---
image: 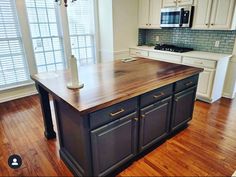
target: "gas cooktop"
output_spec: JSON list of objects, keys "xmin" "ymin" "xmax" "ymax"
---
[{"xmin": 154, "ymin": 44, "xmax": 194, "ymax": 53}]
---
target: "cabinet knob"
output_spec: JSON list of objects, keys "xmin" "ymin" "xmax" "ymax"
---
[
  {"xmin": 211, "ymin": 23, "xmax": 214, "ymax": 26},
  {"xmin": 146, "ymin": 24, "xmax": 148, "ymax": 26},
  {"xmin": 141, "ymin": 114, "xmax": 145, "ymax": 119},
  {"xmin": 205, "ymin": 24, "xmax": 208, "ymax": 26},
  {"xmin": 134, "ymin": 118, "xmax": 139, "ymax": 121}
]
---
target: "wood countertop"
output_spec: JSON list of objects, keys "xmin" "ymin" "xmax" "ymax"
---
[{"xmin": 31, "ymin": 58, "xmax": 203, "ymax": 114}]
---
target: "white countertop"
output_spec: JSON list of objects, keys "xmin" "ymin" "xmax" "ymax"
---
[{"xmin": 130, "ymin": 46, "xmax": 232, "ymax": 61}]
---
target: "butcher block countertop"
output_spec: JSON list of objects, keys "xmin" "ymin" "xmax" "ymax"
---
[{"xmin": 31, "ymin": 58, "xmax": 203, "ymax": 114}]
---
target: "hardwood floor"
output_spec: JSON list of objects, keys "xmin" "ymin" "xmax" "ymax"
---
[{"xmin": 0, "ymin": 95, "xmax": 236, "ymax": 176}]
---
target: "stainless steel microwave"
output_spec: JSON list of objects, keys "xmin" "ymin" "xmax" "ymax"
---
[{"xmin": 160, "ymin": 6, "xmax": 194, "ymax": 28}]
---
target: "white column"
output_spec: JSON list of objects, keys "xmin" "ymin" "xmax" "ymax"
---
[{"xmin": 15, "ymin": 0, "xmax": 37, "ymax": 75}]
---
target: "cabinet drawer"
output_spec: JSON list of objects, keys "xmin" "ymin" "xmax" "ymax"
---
[
  {"xmin": 140, "ymin": 84, "xmax": 173, "ymax": 107},
  {"xmin": 182, "ymin": 57, "xmax": 216, "ymax": 69},
  {"xmin": 149, "ymin": 52, "xmax": 182, "ymax": 64},
  {"xmin": 130, "ymin": 49, "xmax": 148, "ymax": 57},
  {"xmin": 175, "ymin": 75, "xmax": 199, "ymax": 93},
  {"xmin": 90, "ymin": 98, "xmax": 138, "ymax": 129}
]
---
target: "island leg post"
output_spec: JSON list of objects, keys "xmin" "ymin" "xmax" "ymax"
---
[{"xmin": 36, "ymin": 83, "xmax": 56, "ymax": 139}]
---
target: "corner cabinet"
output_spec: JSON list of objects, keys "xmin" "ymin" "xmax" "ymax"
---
[
  {"xmin": 91, "ymin": 112, "xmax": 138, "ymax": 176},
  {"xmin": 193, "ymin": 0, "xmax": 236, "ymax": 30},
  {"xmin": 139, "ymin": 0, "xmax": 162, "ymax": 29},
  {"xmin": 162, "ymin": 0, "xmax": 193, "ymax": 7}
]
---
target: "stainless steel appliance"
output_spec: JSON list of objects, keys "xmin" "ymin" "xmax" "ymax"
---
[
  {"xmin": 154, "ymin": 44, "xmax": 193, "ymax": 53},
  {"xmin": 160, "ymin": 6, "xmax": 194, "ymax": 28}
]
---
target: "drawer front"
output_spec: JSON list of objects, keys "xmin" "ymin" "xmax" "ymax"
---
[
  {"xmin": 149, "ymin": 52, "xmax": 182, "ymax": 64},
  {"xmin": 182, "ymin": 57, "xmax": 216, "ymax": 69},
  {"xmin": 130, "ymin": 49, "xmax": 148, "ymax": 57},
  {"xmin": 140, "ymin": 84, "xmax": 173, "ymax": 107},
  {"xmin": 90, "ymin": 97, "xmax": 138, "ymax": 129},
  {"xmin": 175, "ymin": 75, "xmax": 199, "ymax": 93}
]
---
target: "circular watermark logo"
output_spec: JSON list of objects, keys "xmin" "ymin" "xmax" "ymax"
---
[{"xmin": 8, "ymin": 154, "xmax": 22, "ymax": 169}]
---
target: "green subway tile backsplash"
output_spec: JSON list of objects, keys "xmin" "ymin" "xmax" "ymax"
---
[{"xmin": 138, "ymin": 28, "xmax": 236, "ymax": 54}]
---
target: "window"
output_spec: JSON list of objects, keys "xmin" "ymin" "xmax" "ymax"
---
[
  {"xmin": 0, "ymin": 0, "xmax": 30, "ymax": 89},
  {"xmin": 25, "ymin": 0, "xmax": 65, "ymax": 73},
  {"xmin": 67, "ymin": 0, "xmax": 96, "ymax": 65}
]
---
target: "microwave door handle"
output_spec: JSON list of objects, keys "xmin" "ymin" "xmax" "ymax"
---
[{"xmin": 179, "ymin": 8, "xmax": 184, "ymax": 27}]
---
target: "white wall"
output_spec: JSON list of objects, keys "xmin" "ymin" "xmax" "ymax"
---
[
  {"xmin": 98, "ymin": 0, "xmax": 114, "ymax": 61},
  {"xmin": 98, "ymin": 0, "xmax": 138, "ymax": 61},
  {"xmin": 223, "ymin": 38, "xmax": 236, "ymax": 99},
  {"xmin": 113, "ymin": 0, "xmax": 139, "ymax": 59}
]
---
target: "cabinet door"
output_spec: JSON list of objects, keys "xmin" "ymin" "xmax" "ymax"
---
[
  {"xmin": 171, "ymin": 86, "xmax": 197, "ymax": 131},
  {"xmin": 192, "ymin": 0, "xmax": 213, "ymax": 29},
  {"xmin": 177, "ymin": 0, "xmax": 194, "ymax": 6},
  {"xmin": 197, "ymin": 68, "xmax": 215, "ymax": 99},
  {"xmin": 162, "ymin": 0, "xmax": 177, "ymax": 7},
  {"xmin": 91, "ymin": 112, "xmax": 138, "ymax": 176},
  {"xmin": 209, "ymin": 0, "xmax": 235, "ymax": 30},
  {"xmin": 149, "ymin": 0, "xmax": 162, "ymax": 28},
  {"xmin": 140, "ymin": 97, "xmax": 172, "ymax": 151},
  {"xmin": 139, "ymin": 0, "xmax": 150, "ymax": 28}
]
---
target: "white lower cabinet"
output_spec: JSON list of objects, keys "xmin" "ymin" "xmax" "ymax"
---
[
  {"xmin": 129, "ymin": 48, "xmax": 230, "ymax": 103},
  {"xmin": 197, "ymin": 68, "xmax": 215, "ymax": 100}
]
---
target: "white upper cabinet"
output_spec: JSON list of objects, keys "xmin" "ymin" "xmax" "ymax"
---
[
  {"xmin": 193, "ymin": 0, "xmax": 236, "ymax": 30},
  {"xmin": 139, "ymin": 0, "xmax": 150, "ymax": 28},
  {"xmin": 149, "ymin": 0, "xmax": 163, "ymax": 28},
  {"xmin": 138, "ymin": 0, "xmax": 162, "ymax": 29},
  {"xmin": 209, "ymin": 0, "xmax": 235, "ymax": 30},
  {"xmin": 193, "ymin": 0, "xmax": 212, "ymax": 29},
  {"xmin": 162, "ymin": 0, "xmax": 193, "ymax": 7}
]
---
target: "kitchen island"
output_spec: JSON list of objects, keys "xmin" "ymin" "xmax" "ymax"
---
[{"xmin": 31, "ymin": 58, "xmax": 203, "ymax": 176}]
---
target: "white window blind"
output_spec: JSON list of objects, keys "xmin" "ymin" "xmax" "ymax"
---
[
  {"xmin": 67, "ymin": 0, "xmax": 96, "ymax": 65},
  {"xmin": 0, "ymin": 0, "xmax": 30, "ymax": 89},
  {"xmin": 25, "ymin": 0, "xmax": 65, "ymax": 73}
]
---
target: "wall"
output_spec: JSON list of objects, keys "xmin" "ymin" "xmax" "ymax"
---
[
  {"xmin": 98, "ymin": 0, "xmax": 138, "ymax": 61},
  {"xmin": 139, "ymin": 28, "xmax": 236, "ymax": 54},
  {"xmin": 98, "ymin": 0, "xmax": 114, "ymax": 61},
  {"xmin": 223, "ymin": 38, "xmax": 236, "ymax": 98},
  {"xmin": 113, "ymin": 0, "xmax": 138, "ymax": 59}
]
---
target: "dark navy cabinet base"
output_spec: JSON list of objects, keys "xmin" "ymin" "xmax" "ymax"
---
[{"xmin": 50, "ymin": 74, "xmax": 199, "ymax": 177}]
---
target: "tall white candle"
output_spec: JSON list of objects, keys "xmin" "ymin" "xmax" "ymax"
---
[
  {"xmin": 67, "ymin": 55, "xmax": 84, "ymax": 89},
  {"xmin": 70, "ymin": 55, "xmax": 79, "ymax": 85}
]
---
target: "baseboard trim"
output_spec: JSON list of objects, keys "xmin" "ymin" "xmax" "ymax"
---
[
  {"xmin": 222, "ymin": 92, "xmax": 235, "ymax": 99},
  {"xmin": 0, "ymin": 86, "xmax": 38, "ymax": 103}
]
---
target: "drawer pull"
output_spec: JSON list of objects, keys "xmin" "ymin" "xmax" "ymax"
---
[
  {"xmin": 185, "ymin": 81, "xmax": 193, "ymax": 86},
  {"xmin": 134, "ymin": 118, "xmax": 139, "ymax": 121},
  {"xmin": 110, "ymin": 109, "xmax": 125, "ymax": 117},
  {"xmin": 153, "ymin": 92, "xmax": 165, "ymax": 99},
  {"xmin": 194, "ymin": 61, "xmax": 203, "ymax": 65}
]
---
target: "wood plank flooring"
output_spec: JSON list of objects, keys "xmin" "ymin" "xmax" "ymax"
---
[{"xmin": 0, "ymin": 95, "xmax": 236, "ymax": 176}]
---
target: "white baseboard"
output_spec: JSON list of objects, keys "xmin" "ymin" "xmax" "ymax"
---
[
  {"xmin": 0, "ymin": 84, "xmax": 38, "ymax": 103},
  {"xmin": 222, "ymin": 92, "xmax": 235, "ymax": 99}
]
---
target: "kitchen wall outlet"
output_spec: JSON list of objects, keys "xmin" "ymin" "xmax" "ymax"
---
[
  {"xmin": 215, "ymin": 41, "xmax": 220, "ymax": 47},
  {"xmin": 155, "ymin": 36, "xmax": 160, "ymax": 42}
]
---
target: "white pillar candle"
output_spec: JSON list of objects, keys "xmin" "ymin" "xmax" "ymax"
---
[
  {"xmin": 67, "ymin": 55, "xmax": 84, "ymax": 89},
  {"xmin": 70, "ymin": 55, "xmax": 79, "ymax": 85}
]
